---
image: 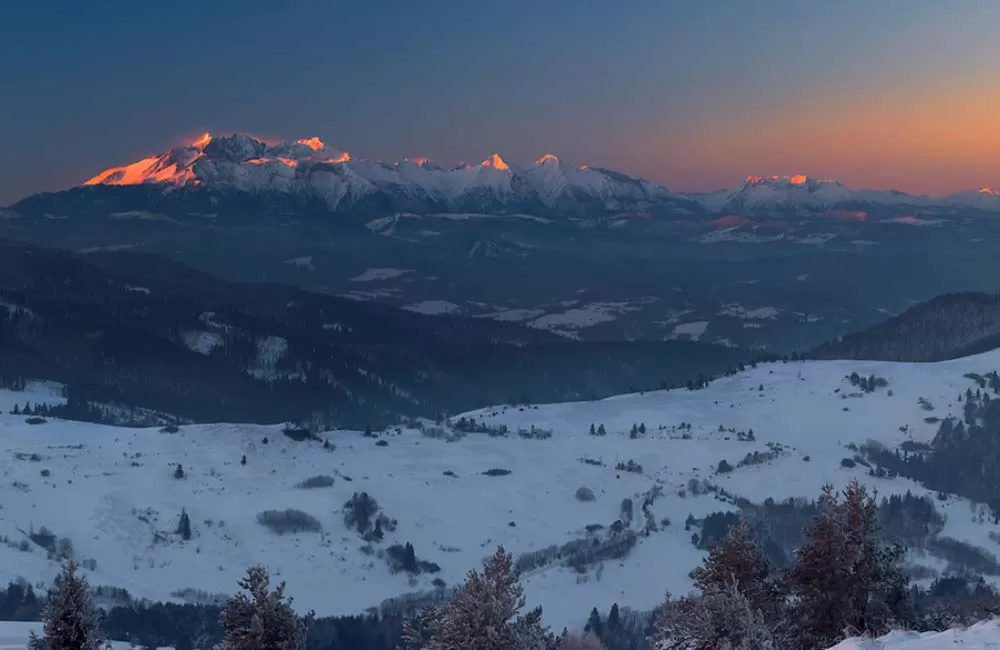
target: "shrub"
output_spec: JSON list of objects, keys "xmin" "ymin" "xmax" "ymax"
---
[
  {"xmin": 256, "ymin": 509, "xmax": 321, "ymax": 535},
  {"xmin": 840, "ymin": 457, "xmax": 857, "ymax": 469},
  {"xmin": 716, "ymin": 459, "xmax": 734, "ymax": 474},
  {"xmin": 576, "ymin": 487, "xmax": 596, "ymax": 502},
  {"xmin": 296, "ymin": 475, "xmax": 335, "ymax": 489},
  {"xmin": 482, "ymin": 468, "xmax": 512, "ymax": 477},
  {"xmin": 25, "ymin": 417, "xmax": 47, "ymax": 425},
  {"xmin": 160, "ymin": 424, "xmax": 180, "ymax": 434},
  {"xmin": 343, "ymin": 492, "xmax": 379, "ymax": 535}
]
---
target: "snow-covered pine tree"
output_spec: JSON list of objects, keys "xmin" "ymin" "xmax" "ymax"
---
[
  {"xmin": 402, "ymin": 546, "xmax": 557, "ymax": 650},
  {"xmin": 691, "ymin": 520, "xmax": 781, "ymax": 620},
  {"xmin": 28, "ymin": 559, "xmax": 104, "ymax": 650},
  {"xmin": 653, "ymin": 582, "xmax": 777, "ymax": 650},
  {"xmin": 219, "ymin": 566, "xmax": 313, "ymax": 650}
]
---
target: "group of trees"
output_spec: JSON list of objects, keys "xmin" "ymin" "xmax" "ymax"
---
[{"xmin": 658, "ymin": 481, "xmax": 938, "ymax": 649}]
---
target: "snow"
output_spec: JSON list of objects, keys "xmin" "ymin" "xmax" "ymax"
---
[
  {"xmin": 670, "ymin": 321, "xmax": 710, "ymax": 340},
  {"xmin": 828, "ymin": 619, "xmax": 1000, "ymax": 649},
  {"xmin": 349, "ymin": 268, "xmax": 414, "ymax": 282},
  {"xmin": 283, "ymin": 256, "xmax": 316, "ymax": 270},
  {"xmin": 0, "ymin": 621, "xmax": 159, "ymax": 650},
  {"xmin": 718, "ymin": 305, "xmax": 781, "ymax": 320},
  {"xmin": 402, "ymin": 300, "xmax": 462, "ymax": 316},
  {"xmin": 4, "ymin": 350, "xmax": 1000, "ymax": 631},
  {"xmin": 0, "ymin": 381, "xmax": 65, "ymax": 413},
  {"xmin": 529, "ymin": 302, "xmax": 647, "ymax": 332},
  {"xmin": 181, "ymin": 331, "xmax": 223, "ymax": 356},
  {"xmin": 475, "ymin": 308, "xmax": 547, "ymax": 323}
]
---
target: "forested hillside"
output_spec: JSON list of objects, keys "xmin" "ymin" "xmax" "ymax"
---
[
  {"xmin": 809, "ymin": 292, "xmax": 1000, "ymax": 362},
  {"xmin": 0, "ymin": 240, "xmax": 753, "ymax": 427}
]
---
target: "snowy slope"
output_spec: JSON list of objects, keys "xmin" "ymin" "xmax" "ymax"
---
[
  {"xmin": 828, "ymin": 618, "xmax": 1000, "ymax": 649},
  {"xmin": 3, "ymin": 350, "xmax": 1000, "ymax": 630}
]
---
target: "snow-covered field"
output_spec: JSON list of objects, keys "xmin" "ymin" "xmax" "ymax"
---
[
  {"xmin": 2, "ymin": 350, "xmax": 1000, "ymax": 631},
  {"xmin": 830, "ymin": 619, "xmax": 1000, "ymax": 649}
]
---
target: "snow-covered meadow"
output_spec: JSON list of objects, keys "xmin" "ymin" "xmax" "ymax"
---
[{"xmin": 2, "ymin": 349, "xmax": 1000, "ymax": 631}]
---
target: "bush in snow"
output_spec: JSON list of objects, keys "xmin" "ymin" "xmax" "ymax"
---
[
  {"xmin": 343, "ymin": 492, "xmax": 379, "ymax": 535},
  {"xmin": 295, "ymin": 475, "xmax": 335, "ymax": 489},
  {"xmin": 576, "ymin": 487, "xmax": 596, "ymax": 502},
  {"xmin": 256, "ymin": 509, "xmax": 321, "ymax": 535}
]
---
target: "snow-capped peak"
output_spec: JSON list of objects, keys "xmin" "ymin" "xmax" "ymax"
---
[
  {"xmin": 536, "ymin": 153, "xmax": 559, "ymax": 165},
  {"xmin": 481, "ymin": 153, "xmax": 510, "ymax": 171}
]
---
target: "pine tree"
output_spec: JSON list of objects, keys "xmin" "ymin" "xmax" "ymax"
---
[
  {"xmin": 589, "ymin": 424, "xmax": 596, "ymax": 436},
  {"xmin": 174, "ymin": 464, "xmax": 185, "ymax": 479},
  {"xmin": 584, "ymin": 607, "xmax": 603, "ymax": 638},
  {"xmin": 177, "ymin": 509, "xmax": 192, "ymax": 541},
  {"xmin": 403, "ymin": 546, "xmax": 556, "ymax": 650},
  {"xmin": 28, "ymin": 559, "xmax": 104, "ymax": 650},
  {"xmin": 691, "ymin": 520, "xmax": 781, "ymax": 620},
  {"xmin": 219, "ymin": 566, "xmax": 313, "ymax": 650},
  {"xmin": 782, "ymin": 481, "xmax": 908, "ymax": 648}
]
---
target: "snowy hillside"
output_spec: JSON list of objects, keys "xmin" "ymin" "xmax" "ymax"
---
[
  {"xmin": 4, "ymin": 350, "xmax": 1000, "ymax": 630},
  {"xmin": 828, "ymin": 618, "xmax": 1000, "ymax": 649}
]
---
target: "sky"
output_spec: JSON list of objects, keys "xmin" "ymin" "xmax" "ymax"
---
[{"xmin": 1, "ymin": 0, "xmax": 999, "ymax": 205}]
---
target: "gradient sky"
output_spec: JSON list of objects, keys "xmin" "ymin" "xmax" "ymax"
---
[{"xmin": 1, "ymin": 0, "xmax": 999, "ymax": 205}]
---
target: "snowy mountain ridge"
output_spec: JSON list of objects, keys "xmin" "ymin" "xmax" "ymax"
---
[
  {"xmin": 688, "ymin": 175, "xmax": 1000, "ymax": 214},
  {"xmin": 79, "ymin": 133, "xmax": 683, "ymax": 215},
  {"xmin": 5, "ymin": 347, "xmax": 1000, "ymax": 630},
  {"xmin": 74, "ymin": 133, "xmax": 1000, "ymax": 215}
]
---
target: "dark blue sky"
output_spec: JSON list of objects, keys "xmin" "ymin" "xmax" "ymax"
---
[{"xmin": 2, "ymin": 0, "xmax": 998, "ymax": 205}]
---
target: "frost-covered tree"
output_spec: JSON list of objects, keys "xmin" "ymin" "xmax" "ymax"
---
[
  {"xmin": 28, "ymin": 559, "xmax": 104, "ymax": 650},
  {"xmin": 219, "ymin": 566, "xmax": 313, "ymax": 650},
  {"xmin": 653, "ymin": 582, "xmax": 777, "ymax": 650},
  {"xmin": 403, "ymin": 546, "xmax": 557, "ymax": 650}
]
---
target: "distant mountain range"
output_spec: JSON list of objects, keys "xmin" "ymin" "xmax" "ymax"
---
[
  {"xmin": 5, "ymin": 132, "xmax": 1000, "ymax": 354},
  {"xmin": 26, "ymin": 132, "xmax": 997, "ymax": 217}
]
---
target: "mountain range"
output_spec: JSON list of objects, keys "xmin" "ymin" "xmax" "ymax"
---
[
  {"xmin": 49, "ymin": 132, "xmax": 999, "ymax": 217},
  {"xmin": 5, "ymin": 132, "xmax": 1000, "ymax": 354}
]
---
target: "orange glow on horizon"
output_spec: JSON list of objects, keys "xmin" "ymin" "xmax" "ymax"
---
[
  {"xmin": 297, "ymin": 137, "xmax": 325, "ymax": 151},
  {"xmin": 662, "ymin": 79, "xmax": 1000, "ymax": 196},
  {"xmin": 789, "ymin": 174, "xmax": 808, "ymax": 185},
  {"xmin": 406, "ymin": 157, "xmax": 431, "ymax": 166},
  {"xmin": 536, "ymin": 153, "xmax": 559, "ymax": 164}
]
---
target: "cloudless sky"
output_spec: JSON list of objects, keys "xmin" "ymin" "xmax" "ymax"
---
[{"xmin": 1, "ymin": 0, "xmax": 999, "ymax": 204}]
